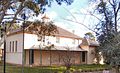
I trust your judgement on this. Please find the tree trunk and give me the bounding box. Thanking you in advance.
[115,66,119,73]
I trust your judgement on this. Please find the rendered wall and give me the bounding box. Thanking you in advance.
[6,33,23,64]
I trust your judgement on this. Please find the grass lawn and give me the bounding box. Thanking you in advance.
[0,61,110,73]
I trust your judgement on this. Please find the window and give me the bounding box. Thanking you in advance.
[12,41,14,52]
[10,42,11,52]
[15,41,17,52]
[56,37,60,43]
[82,52,86,62]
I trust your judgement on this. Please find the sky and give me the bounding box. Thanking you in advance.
[6,0,98,38]
[5,0,120,39]
[40,0,98,38]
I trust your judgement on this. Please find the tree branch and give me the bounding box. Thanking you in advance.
[116,2,120,14]
[8,1,24,30]
[0,1,12,24]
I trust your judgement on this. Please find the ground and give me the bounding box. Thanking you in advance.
[0,61,111,73]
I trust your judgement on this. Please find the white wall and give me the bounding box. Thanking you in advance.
[44,36,82,47]
[24,33,38,49]
[24,34,82,49]
[6,33,82,64]
[6,33,23,64]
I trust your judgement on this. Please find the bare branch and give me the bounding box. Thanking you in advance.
[5,14,15,16]
[0,1,12,24]
[117,17,120,21]
[87,11,103,22]
[3,17,24,21]
[63,18,97,33]
[116,2,120,14]
[108,0,114,7]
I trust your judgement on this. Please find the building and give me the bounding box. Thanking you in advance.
[3,15,98,66]
[5,25,99,66]
[80,38,99,64]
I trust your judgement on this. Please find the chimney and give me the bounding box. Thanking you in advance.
[72,30,75,34]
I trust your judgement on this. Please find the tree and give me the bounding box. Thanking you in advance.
[84,32,95,40]
[0,0,74,26]
[0,0,74,54]
[59,47,75,71]
[25,20,58,66]
[24,20,58,41]
[91,0,120,73]
[0,0,74,40]
[0,0,74,73]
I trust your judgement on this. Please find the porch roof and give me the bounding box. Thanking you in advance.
[26,45,87,52]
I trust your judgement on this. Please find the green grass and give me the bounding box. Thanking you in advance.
[0,61,110,73]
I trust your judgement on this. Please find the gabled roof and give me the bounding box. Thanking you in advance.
[8,26,82,39]
[80,38,99,47]
[55,27,82,39]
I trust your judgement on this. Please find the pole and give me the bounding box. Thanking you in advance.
[3,23,6,73]
[22,13,25,73]
[22,22,24,73]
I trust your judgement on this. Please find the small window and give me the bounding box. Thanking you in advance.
[10,42,11,52]
[56,37,60,43]
[12,41,14,52]
[15,41,17,52]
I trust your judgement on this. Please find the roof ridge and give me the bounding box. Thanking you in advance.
[8,25,83,39]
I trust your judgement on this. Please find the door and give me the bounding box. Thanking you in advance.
[81,51,87,64]
[29,49,34,65]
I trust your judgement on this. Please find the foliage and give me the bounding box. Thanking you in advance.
[0,62,110,73]
[92,0,120,73]
[0,0,74,46]
[0,0,74,25]
[84,32,95,40]
[24,20,58,41]
[101,33,120,65]
[0,22,20,37]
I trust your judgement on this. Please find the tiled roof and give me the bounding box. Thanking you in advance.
[80,38,99,47]
[55,27,82,39]
[8,26,82,39]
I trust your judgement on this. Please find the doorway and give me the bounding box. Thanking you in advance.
[29,49,34,65]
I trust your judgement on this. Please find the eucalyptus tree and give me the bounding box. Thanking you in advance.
[0,0,74,73]
[0,0,74,39]
[84,32,95,40]
[90,0,120,73]
[25,20,58,41]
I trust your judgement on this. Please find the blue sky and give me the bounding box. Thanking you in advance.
[46,0,88,18]
[29,0,98,37]
[42,0,97,37]
[6,0,98,37]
